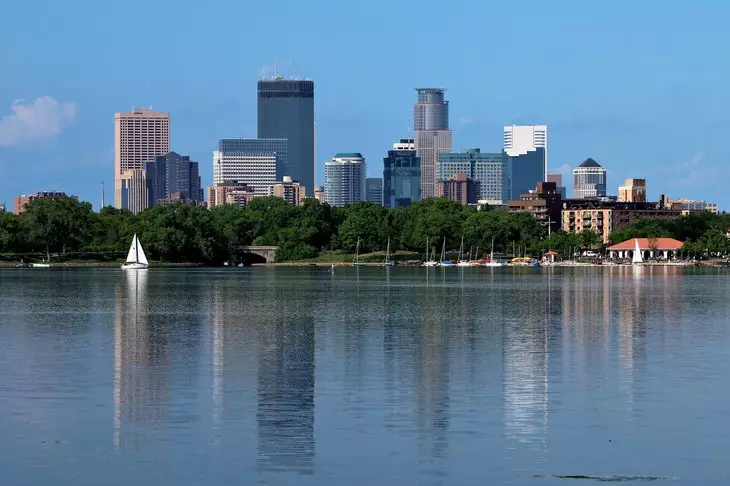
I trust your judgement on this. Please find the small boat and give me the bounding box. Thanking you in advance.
[456,236,473,267]
[438,237,454,267]
[483,238,506,267]
[422,237,438,267]
[30,263,51,268]
[384,237,395,267]
[121,234,149,270]
[353,237,366,266]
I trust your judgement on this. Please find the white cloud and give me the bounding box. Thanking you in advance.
[0,96,76,147]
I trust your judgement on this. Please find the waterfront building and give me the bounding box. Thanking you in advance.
[572,158,607,198]
[365,178,383,205]
[383,139,421,208]
[324,153,365,207]
[145,151,203,207]
[117,169,149,215]
[213,138,286,196]
[207,183,256,208]
[438,148,508,203]
[313,186,326,203]
[436,172,479,205]
[268,176,306,205]
[504,125,547,199]
[617,178,646,203]
[414,89,452,199]
[13,191,67,215]
[258,78,315,192]
[507,182,562,233]
[608,238,684,260]
[561,199,680,243]
[114,108,170,209]
[666,197,718,215]
[546,172,566,198]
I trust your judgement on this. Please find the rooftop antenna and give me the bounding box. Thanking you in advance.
[101,180,105,209]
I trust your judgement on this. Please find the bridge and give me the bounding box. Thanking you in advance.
[240,246,279,264]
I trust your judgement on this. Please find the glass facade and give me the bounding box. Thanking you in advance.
[383,149,421,208]
[213,139,287,196]
[438,149,508,203]
[145,151,203,206]
[365,178,383,206]
[506,147,546,200]
[324,154,365,207]
[414,89,452,199]
[258,80,315,193]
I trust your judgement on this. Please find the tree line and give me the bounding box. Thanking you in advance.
[0,196,727,263]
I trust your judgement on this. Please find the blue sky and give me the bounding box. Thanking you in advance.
[1,0,729,209]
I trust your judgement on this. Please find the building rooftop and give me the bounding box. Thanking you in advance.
[334,153,364,159]
[608,238,684,251]
[576,158,602,168]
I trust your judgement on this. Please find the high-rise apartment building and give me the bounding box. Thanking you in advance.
[268,176,306,205]
[438,148,508,203]
[117,169,149,215]
[618,178,646,203]
[212,139,287,196]
[572,158,607,198]
[258,79,315,192]
[414,89,452,199]
[207,183,256,208]
[114,108,170,209]
[313,186,326,203]
[504,125,547,199]
[383,139,421,208]
[436,173,479,205]
[145,152,203,207]
[365,178,383,206]
[324,153,365,207]
[546,172,566,199]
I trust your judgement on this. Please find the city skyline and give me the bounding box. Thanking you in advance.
[1,1,729,209]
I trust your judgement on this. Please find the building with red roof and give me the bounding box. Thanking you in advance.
[607,237,684,260]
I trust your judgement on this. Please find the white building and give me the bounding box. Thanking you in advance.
[503,125,548,199]
[324,153,365,207]
[212,139,286,196]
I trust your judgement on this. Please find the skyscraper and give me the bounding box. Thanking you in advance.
[257,79,315,192]
[365,178,383,206]
[618,178,646,203]
[324,153,365,207]
[414,89,452,199]
[572,158,607,198]
[438,148,508,203]
[212,139,287,196]
[504,125,547,200]
[117,169,149,214]
[383,139,421,208]
[114,108,170,209]
[145,152,203,206]
[546,172,566,199]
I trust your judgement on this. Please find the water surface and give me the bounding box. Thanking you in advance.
[1,267,729,485]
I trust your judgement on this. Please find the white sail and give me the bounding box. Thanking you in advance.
[125,234,138,263]
[632,239,643,264]
[136,236,149,266]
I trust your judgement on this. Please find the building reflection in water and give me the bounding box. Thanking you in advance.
[113,270,169,450]
[256,315,315,474]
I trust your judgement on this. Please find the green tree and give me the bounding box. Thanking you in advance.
[21,197,93,258]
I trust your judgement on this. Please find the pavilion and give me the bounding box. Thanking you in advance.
[607,237,684,260]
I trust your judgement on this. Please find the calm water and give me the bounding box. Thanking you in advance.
[1,267,729,485]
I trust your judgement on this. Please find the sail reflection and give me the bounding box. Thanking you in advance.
[113,270,169,450]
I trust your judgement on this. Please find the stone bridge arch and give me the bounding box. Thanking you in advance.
[240,246,279,264]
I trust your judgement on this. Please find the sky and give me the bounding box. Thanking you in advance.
[1,0,730,210]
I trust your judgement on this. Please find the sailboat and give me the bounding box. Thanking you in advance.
[121,234,149,270]
[632,238,644,265]
[384,237,395,267]
[457,236,472,267]
[484,237,506,267]
[423,237,438,267]
[440,237,454,266]
[353,237,365,266]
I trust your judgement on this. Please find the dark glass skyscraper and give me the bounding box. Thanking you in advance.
[257,79,315,193]
[145,151,203,206]
[383,139,421,208]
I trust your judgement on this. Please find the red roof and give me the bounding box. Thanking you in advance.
[545,251,559,255]
[608,237,684,251]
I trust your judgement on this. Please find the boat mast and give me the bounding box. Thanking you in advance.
[135,235,139,264]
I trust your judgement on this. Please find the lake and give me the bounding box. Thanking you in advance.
[1,266,729,485]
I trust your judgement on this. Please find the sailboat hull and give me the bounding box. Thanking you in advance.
[121,263,149,270]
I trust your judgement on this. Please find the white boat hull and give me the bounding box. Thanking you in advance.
[30,263,51,268]
[121,263,148,270]
[483,262,506,267]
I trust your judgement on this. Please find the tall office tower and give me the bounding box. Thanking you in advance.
[212,139,287,196]
[383,139,421,208]
[117,169,149,214]
[258,79,315,192]
[365,178,383,205]
[438,148,508,203]
[114,108,170,209]
[618,178,646,203]
[572,158,607,198]
[414,89,452,199]
[324,153,365,207]
[546,172,566,199]
[145,152,203,206]
[503,125,547,199]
